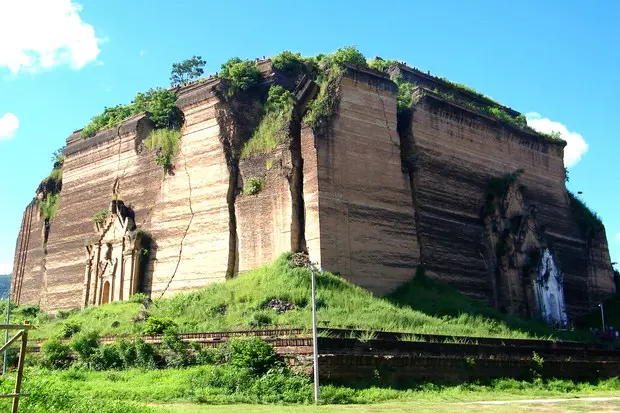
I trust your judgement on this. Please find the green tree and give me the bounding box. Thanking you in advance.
[219,58,262,93]
[170,55,206,87]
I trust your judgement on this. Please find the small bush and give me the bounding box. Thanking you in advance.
[92,208,108,224]
[272,51,307,77]
[368,57,396,72]
[144,128,180,172]
[128,293,149,305]
[70,330,101,365]
[134,337,158,369]
[93,343,124,370]
[219,58,262,93]
[247,310,273,328]
[142,317,177,335]
[242,177,264,196]
[42,338,72,369]
[58,320,81,338]
[329,45,367,68]
[194,344,225,365]
[37,193,60,221]
[223,338,282,375]
[161,331,194,368]
[15,304,40,319]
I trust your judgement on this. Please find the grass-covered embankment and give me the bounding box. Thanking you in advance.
[23,254,573,341]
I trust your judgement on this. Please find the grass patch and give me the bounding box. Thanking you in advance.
[241,177,264,196]
[1,367,620,412]
[567,190,604,239]
[26,254,585,342]
[241,86,294,159]
[37,193,60,221]
[144,128,180,173]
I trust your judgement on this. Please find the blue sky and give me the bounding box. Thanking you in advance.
[0,0,619,274]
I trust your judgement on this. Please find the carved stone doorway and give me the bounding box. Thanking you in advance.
[101,281,111,305]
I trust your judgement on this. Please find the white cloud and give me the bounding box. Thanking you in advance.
[526,112,588,168]
[0,0,101,74]
[615,233,620,242]
[0,262,13,275]
[0,113,19,140]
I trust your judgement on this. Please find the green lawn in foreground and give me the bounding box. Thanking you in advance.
[155,399,620,413]
[24,254,585,341]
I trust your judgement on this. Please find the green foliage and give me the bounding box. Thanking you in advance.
[37,193,60,221]
[58,320,81,339]
[142,316,177,335]
[41,338,72,369]
[143,128,180,172]
[70,330,101,365]
[368,57,397,72]
[128,293,149,305]
[242,177,264,196]
[329,45,367,68]
[51,147,65,164]
[223,338,282,375]
[92,208,108,224]
[567,190,604,239]
[131,88,181,130]
[15,304,40,319]
[81,88,180,138]
[305,66,343,133]
[247,310,273,328]
[394,75,416,114]
[81,104,134,138]
[161,331,193,368]
[219,57,262,93]
[169,55,206,87]
[241,86,294,159]
[271,51,307,77]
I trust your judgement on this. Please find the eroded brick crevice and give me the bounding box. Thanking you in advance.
[397,107,425,266]
[288,114,307,253]
[215,86,266,279]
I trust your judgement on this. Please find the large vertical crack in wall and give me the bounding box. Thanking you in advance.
[288,113,307,253]
[159,142,195,297]
[396,107,426,267]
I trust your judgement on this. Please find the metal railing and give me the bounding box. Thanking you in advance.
[1,323,33,413]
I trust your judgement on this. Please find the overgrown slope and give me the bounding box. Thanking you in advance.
[27,255,577,341]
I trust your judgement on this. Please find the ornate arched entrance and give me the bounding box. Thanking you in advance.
[101,281,111,305]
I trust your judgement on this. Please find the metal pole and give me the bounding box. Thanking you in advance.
[600,303,605,332]
[311,266,320,402]
[3,294,10,375]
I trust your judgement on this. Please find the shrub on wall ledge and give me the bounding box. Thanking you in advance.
[144,128,180,173]
[81,88,180,138]
[241,86,294,159]
[242,177,264,196]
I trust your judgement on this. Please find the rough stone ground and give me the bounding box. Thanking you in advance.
[154,397,620,413]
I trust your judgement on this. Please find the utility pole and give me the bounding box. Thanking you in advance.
[310,265,320,402]
[3,294,10,375]
[599,303,605,333]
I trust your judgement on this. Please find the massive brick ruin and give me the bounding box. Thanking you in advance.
[10,60,616,323]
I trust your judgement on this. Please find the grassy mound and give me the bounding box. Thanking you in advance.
[26,254,577,341]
